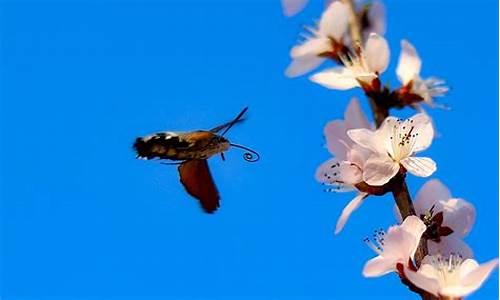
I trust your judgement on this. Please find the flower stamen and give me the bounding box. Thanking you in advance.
[364,228,386,255]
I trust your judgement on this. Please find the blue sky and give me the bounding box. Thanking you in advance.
[1,0,498,299]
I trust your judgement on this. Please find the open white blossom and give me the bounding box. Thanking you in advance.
[310,33,389,90]
[347,113,436,186]
[363,216,427,277]
[285,1,349,77]
[315,98,372,233]
[404,255,498,298]
[396,179,475,259]
[281,0,386,38]
[396,40,449,106]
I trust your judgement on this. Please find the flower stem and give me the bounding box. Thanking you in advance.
[341,1,433,299]
[367,96,388,127]
[391,176,415,217]
[391,176,428,267]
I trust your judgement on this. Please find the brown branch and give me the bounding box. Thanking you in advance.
[390,175,415,218]
[367,96,388,127]
[391,175,428,268]
[341,1,433,299]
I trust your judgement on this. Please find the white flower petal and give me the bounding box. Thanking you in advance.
[281,0,308,17]
[376,116,400,155]
[401,157,436,178]
[315,159,360,191]
[459,259,480,277]
[381,226,413,258]
[363,256,396,277]
[310,67,360,90]
[404,267,440,297]
[364,217,426,279]
[440,286,478,298]
[440,198,476,238]
[319,1,349,40]
[323,98,372,158]
[363,155,400,186]
[343,97,371,130]
[410,113,434,153]
[337,162,363,185]
[285,56,327,77]
[366,1,386,35]
[346,128,384,154]
[384,216,427,263]
[364,33,390,73]
[315,158,343,183]
[335,193,368,234]
[355,73,378,84]
[346,144,371,167]
[290,37,332,58]
[396,40,422,84]
[406,257,498,298]
[452,259,498,297]
[414,179,451,214]
[417,259,441,279]
[427,236,473,259]
[324,119,349,159]
[400,215,428,241]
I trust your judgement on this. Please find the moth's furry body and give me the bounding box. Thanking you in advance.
[134,131,230,161]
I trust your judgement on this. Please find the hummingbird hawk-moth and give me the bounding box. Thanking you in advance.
[133,107,258,213]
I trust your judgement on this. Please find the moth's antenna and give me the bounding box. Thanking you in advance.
[220,107,248,137]
[230,143,260,162]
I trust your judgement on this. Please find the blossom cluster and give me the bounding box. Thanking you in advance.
[283,1,497,299]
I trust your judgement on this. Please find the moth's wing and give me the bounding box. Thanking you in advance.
[178,159,220,213]
[210,107,248,134]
